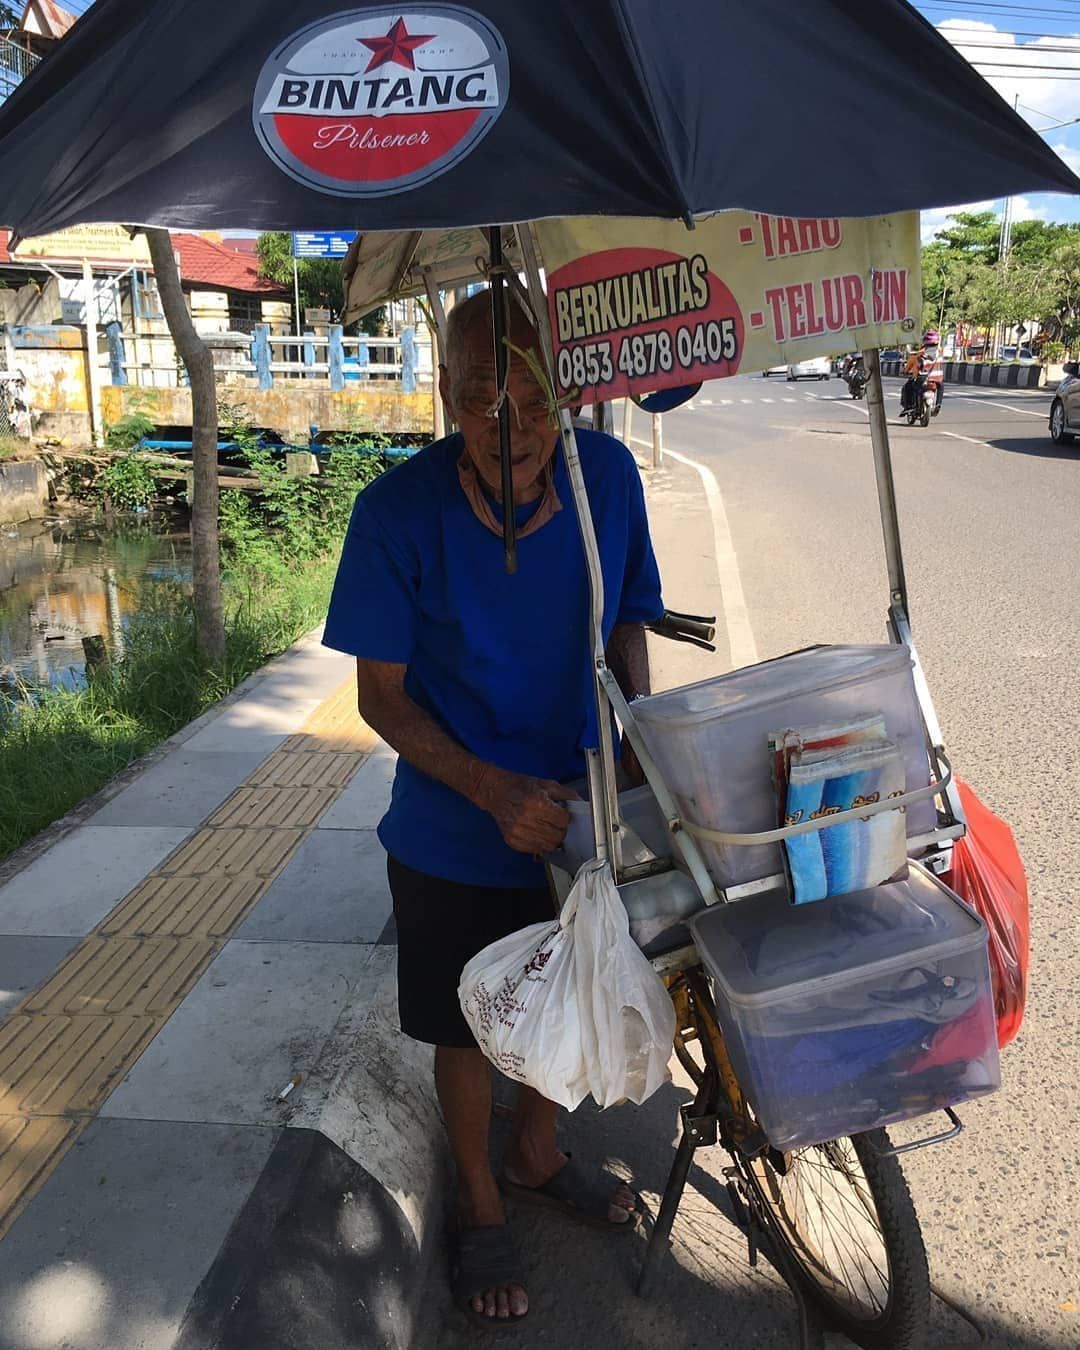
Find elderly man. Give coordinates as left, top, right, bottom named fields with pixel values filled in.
left=323, top=290, right=663, bottom=1326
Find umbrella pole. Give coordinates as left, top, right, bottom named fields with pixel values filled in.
left=518, top=226, right=621, bottom=870
left=487, top=227, right=517, bottom=574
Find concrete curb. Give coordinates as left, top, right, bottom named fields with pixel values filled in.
left=881, top=359, right=1044, bottom=388
left=172, top=959, right=448, bottom=1350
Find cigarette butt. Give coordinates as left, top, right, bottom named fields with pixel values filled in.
left=277, top=1074, right=302, bottom=1101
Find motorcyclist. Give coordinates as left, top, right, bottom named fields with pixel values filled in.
left=841, top=351, right=866, bottom=395
left=900, top=329, right=941, bottom=416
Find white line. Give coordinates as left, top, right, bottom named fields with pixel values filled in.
left=700, top=398, right=714, bottom=406
left=740, top=398, right=753, bottom=404
left=783, top=397, right=796, bottom=403
left=948, top=393, right=1047, bottom=419
left=942, top=430, right=995, bottom=450
left=720, top=398, right=733, bottom=405
left=760, top=397, right=775, bottom=403
left=631, top=436, right=758, bottom=666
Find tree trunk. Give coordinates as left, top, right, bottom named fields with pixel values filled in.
left=145, top=227, right=225, bottom=664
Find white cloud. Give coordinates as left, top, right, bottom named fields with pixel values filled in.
left=937, top=19, right=1080, bottom=124
left=920, top=201, right=994, bottom=243
left=1050, top=141, right=1080, bottom=176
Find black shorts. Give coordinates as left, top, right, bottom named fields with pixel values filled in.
left=387, top=855, right=555, bottom=1048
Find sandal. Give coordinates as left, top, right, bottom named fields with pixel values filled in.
left=452, top=1224, right=528, bottom=1330
left=499, top=1152, right=643, bottom=1231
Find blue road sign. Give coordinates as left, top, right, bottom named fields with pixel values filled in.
left=291, top=231, right=358, bottom=259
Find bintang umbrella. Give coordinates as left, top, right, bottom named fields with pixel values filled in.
left=0, top=0, right=1076, bottom=860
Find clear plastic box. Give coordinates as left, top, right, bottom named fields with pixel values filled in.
left=632, top=645, right=935, bottom=891
left=689, top=865, right=1000, bottom=1150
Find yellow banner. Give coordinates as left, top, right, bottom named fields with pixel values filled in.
left=14, top=224, right=152, bottom=265
left=535, top=212, right=920, bottom=400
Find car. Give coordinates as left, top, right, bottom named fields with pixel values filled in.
left=999, top=345, right=1038, bottom=366
left=786, top=356, right=832, bottom=381
left=1049, top=361, right=1080, bottom=445
left=879, top=348, right=903, bottom=363
left=762, top=364, right=788, bottom=377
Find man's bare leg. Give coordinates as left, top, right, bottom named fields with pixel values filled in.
left=503, top=1085, right=637, bottom=1222
left=434, top=1045, right=527, bottom=1320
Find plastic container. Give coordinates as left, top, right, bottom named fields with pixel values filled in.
left=632, top=645, right=935, bottom=892
left=689, top=866, right=1000, bottom=1149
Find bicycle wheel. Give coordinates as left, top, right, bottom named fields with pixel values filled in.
left=743, top=1131, right=929, bottom=1350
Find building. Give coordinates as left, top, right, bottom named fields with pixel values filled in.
left=0, top=1, right=76, bottom=104
left=0, top=229, right=291, bottom=334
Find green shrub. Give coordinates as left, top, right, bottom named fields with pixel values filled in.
left=98, top=453, right=158, bottom=511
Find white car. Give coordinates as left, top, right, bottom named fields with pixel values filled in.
left=787, top=356, right=832, bottom=381
left=762, top=364, right=788, bottom=377
left=1049, top=362, right=1080, bottom=445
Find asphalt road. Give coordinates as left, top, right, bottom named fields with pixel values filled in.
left=425, top=376, right=1078, bottom=1350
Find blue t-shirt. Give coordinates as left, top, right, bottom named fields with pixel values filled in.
left=322, top=429, right=663, bottom=886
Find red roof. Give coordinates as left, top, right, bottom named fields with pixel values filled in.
left=0, top=229, right=287, bottom=298
left=169, top=234, right=287, bottom=296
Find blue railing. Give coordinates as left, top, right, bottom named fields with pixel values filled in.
left=0, top=35, right=38, bottom=103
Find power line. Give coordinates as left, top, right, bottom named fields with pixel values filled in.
left=920, top=2, right=1080, bottom=14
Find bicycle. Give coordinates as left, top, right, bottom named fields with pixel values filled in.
left=637, top=947, right=938, bottom=1350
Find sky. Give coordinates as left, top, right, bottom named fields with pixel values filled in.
left=58, top=1, right=1080, bottom=243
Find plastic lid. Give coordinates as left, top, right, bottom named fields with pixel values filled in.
left=632, top=645, right=913, bottom=727
left=690, top=868, right=983, bottom=1004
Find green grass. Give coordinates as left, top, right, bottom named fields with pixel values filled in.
left=0, top=557, right=339, bottom=862
left=0, top=437, right=23, bottom=461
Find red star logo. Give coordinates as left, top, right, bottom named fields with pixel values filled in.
left=357, top=17, right=434, bottom=73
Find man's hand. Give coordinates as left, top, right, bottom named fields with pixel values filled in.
left=472, top=766, right=577, bottom=854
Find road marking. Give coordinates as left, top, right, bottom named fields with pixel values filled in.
left=942, top=430, right=995, bottom=450
left=948, top=393, right=1047, bottom=419
left=783, top=397, right=796, bottom=403
left=740, top=398, right=753, bottom=404
left=700, top=398, right=713, bottom=406
left=720, top=398, right=733, bottom=405
left=760, top=397, right=775, bottom=403
left=632, top=437, right=758, bottom=667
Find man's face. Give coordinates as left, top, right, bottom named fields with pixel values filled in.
left=442, top=322, right=556, bottom=501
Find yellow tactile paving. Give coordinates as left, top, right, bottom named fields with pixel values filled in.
left=206, top=785, right=338, bottom=829
left=99, top=875, right=266, bottom=938
left=0, top=1014, right=157, bottom=1115
left=0, top=1117, right=81, bottom=1238
left=0, top=672, right=374, bottom=1242
left=246, top=750, right=364, bottom=789
left=21, top=938, right=216, bottom=1018
left=159, top=826, right=305, bottom=877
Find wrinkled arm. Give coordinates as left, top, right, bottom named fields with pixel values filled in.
left=355, top=658, right=574, bottom=853
left=605, top=622, right=651, bottom=701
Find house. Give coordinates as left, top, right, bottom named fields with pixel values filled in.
left=0, top=229, right=292, bottom=334
left=170, top=233, right=291, bottom=335
left=0, top=1, right=76, bottom=104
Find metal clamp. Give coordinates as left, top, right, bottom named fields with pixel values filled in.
left=866, top=1107, right=964, bottom=1157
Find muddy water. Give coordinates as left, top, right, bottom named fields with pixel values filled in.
left=0, top=512, right=192, bottom=691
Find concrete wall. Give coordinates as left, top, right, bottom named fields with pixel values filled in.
left=5, top=325, right=94, bottom=443
left=0, top=460, right=49, bottom=523
left=101, top=383, right=435, bottom=442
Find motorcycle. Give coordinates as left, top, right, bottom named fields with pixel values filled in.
left=844, top=358, right=868, bottom=399
left=903, top=373, right=938, bottom=427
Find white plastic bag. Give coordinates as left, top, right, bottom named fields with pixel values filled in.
left=458, top=859, right=676, bottom=1111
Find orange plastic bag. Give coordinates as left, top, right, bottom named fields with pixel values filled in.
left=943, top=778, right=1030, bottom=1048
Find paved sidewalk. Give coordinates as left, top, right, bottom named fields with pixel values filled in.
left=0, top=635, right=443, bottom=1350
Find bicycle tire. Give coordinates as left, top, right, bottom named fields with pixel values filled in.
left=742, top=1130, right=929, bottom=1350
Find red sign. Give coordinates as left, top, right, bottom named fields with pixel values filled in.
left=546, top=246, right=745, bottom=402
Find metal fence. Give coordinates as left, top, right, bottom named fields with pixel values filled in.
left=0, top=35, right=38, bottom=103
left=104, top=323, right=433, bottom=391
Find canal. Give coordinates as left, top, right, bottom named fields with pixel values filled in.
left=0, top=512, right=192, bottom=691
